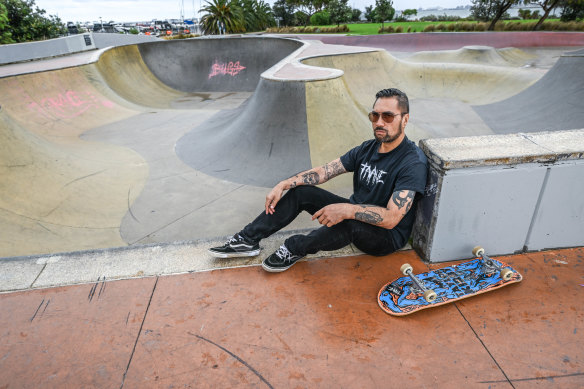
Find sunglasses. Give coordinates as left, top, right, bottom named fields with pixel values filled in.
left=368, top=111, right=406, bottom=123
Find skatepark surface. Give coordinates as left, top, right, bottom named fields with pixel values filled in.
left=2, top=34, right=584, bottom=258
left=1, top=32, right=583, bottom=387
left=1, top=247, right=583, bottom=387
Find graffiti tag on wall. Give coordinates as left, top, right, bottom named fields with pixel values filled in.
left=28, top=90, right=114, bottom=119
left=208, top=61, right=246, bottom=79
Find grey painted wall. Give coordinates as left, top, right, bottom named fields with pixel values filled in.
left=0, top=33, right=160, bottom=65
left=0, top=34, right=95, bottom=64
left=413, top=129, right=584, bottom=262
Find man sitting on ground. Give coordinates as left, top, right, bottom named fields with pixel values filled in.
left=208, top=88, right=428, bottom=272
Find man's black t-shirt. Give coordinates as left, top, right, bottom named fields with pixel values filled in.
left=339, top=137, right=427, bottom=248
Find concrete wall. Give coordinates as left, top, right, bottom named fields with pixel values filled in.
left=0, top=34, right=95, bottom=64
left=413, top=129, right=584, bottom=262
left=0, top=33, right=160, bottom=65
left=91, top=33, right=161, bottom=49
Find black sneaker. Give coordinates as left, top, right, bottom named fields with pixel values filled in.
left=208, top=233, right=260, bottom=258
left=262, top=244, right=304, bottom=272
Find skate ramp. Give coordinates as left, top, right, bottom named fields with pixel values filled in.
left=301, top=49, right=541, bottom=148
left=474, top=48, right=584, bottom=133
left=0, top=65, right=148, bottom=256
left=300, top=31, right=584, bottom=51
left=0, top=34, right=580, bottom=258
left=403, top=45, right=536, bottom=67
left=0, top=37, right=304, bottom=256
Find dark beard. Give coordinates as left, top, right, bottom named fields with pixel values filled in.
left=374, top=122, right=403, bottom=143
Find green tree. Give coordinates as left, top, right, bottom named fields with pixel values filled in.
left=294, top=10, right=309, bottom=25
left=527, top=0, right=562, bottom=29
left=310, top=10, right=330, bottom=25
left=0, top=2, right=13, bottom=43
left=287, top=0, right=326, bottom=26
left=517, top=8, right=532, bottom=18
left=272, top=0, right=297, bottom=26
left=364, top=5, right=376, bottom=22
left=351, top=8, right=362, bottom=22
left=402, top=8, right=418, bottom=19
left=327, top=0, right=352, bottom=26
left=2, top=0, right=65, bottom=42
left=560, top=0, right=584, bottom=21
left=200, top=0, right=245, bottom=34
left=470, top=0, right=519, bottom=30
left=375, top=0, right=395, bottom=30
left=238, top=0, right=275, bottom=31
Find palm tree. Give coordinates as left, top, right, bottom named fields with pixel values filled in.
left=238, top=0, right=276, bottom=31
left=200, top=0, right=245, bottom=34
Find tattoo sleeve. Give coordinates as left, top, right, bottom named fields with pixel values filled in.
left=285, top=159, right=345, bottom=189
left=391, top=190, right=415, bottom=214
left=355, top=208, right=383, bottom=225
left=302, top=171, right=320, bottom=185
left=323, top=160, right=346, bottom=181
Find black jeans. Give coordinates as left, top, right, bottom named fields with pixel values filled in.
left=241, top=186, right=397, bottom=257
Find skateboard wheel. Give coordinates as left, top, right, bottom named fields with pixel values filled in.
left=500, top=268, right=514, bottom=281
left=472, top=246, right=485, bottom=257
left=400, top=263, right=413, bottom=275
left=424, top=290, right=437, bottom=303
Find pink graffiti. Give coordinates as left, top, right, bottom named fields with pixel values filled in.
left=208, top=61, right=246, bottom=79
left=28, top=90, right=113, bottom=119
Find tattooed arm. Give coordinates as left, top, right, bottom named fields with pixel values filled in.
left=355, top=190, right=416, bottom=229
left=265, top=158, right=347, bottom=214
left=312, top=190, right=416, bottom=229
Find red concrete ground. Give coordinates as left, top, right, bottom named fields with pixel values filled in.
left=1, top=247, right=582, bottom=388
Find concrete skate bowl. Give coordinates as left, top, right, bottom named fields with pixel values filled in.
left=0, top=36, right=304, bottom=257
left=474, top=47, right=584, bottom=133
left=300, top=31, right=584, bottom=51
left=299, top=48, right=541, bottom=160
left=1, top=33, right=582, bottom=258
left=176, top=33, right=584, bottom=187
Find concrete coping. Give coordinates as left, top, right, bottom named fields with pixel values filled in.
left=420, top=129, right=584, bottom=170
left=261, top=37, right=377, bottom=82
left=1, top=34, right=378, bottom=84
left=0, top=229, right=371, bottom=293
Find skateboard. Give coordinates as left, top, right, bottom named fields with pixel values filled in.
left=378, top=246, right=522, bottom=316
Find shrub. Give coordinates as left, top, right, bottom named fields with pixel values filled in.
left=310, top=11, right=330, bottom=26
left=423, top=24, right=436, bottom=32
left=395, top=25, right=403, bottom=33
left=265, top=24, right=349, bottom=34
left=505, top=21, right=523, bottom=31
left=475, top=22, right=487, bottom=31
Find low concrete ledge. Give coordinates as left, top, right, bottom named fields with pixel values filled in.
left=0, top=33, right=95, bottom=64
left=0, top=229, right=363, bottom=293
left=0, top=33, right=161, bottom=65
left=413, top=129, right=584, bottom=262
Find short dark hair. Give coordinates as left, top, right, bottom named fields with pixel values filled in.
left=374, top=88, right=409, bottom=114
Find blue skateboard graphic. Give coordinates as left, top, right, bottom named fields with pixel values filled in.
left=378, top=247, right=522, bottom=316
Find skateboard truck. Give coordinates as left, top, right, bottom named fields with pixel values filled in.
left=400, top=264, right=438, bottom=303
left=472, top=246, right=514, bottom=281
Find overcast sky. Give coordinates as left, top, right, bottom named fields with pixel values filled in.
left=35, top=0, right=472, bottom=23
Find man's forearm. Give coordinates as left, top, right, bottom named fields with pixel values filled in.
left=281, top=159, right=346, bottom=190
left=352, top=204, right=401, bottom=230
left=352, top=190, right=416, bottom=229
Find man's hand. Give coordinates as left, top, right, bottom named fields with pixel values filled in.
left=312, top=204, right=351, bottom=227
left=264, top=158, right=347, bottom=215
left=265, top=183, right=286, bottom=214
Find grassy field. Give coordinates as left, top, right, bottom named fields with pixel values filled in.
left=343, top=22, right=434, bottom=34
left=320, top=19, right=563, bottom=34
